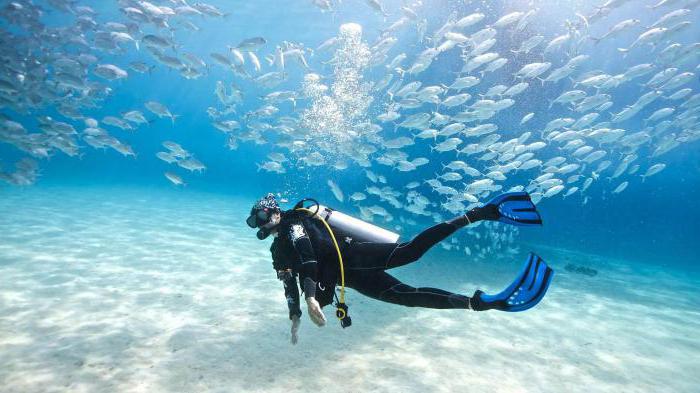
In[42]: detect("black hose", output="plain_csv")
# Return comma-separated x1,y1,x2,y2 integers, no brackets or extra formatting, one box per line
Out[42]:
293,198,320,218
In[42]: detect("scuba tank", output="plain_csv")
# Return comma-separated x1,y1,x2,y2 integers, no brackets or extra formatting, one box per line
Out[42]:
292,198,399,244
314,204,400,244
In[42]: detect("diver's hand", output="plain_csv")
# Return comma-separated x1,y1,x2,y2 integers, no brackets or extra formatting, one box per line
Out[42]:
306,297,326,327
290,315,301,345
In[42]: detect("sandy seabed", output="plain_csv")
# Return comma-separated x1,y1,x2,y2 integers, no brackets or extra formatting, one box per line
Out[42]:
1,186,698,393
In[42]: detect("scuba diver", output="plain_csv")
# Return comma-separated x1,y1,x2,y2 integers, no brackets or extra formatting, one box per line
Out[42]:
246,192,553,344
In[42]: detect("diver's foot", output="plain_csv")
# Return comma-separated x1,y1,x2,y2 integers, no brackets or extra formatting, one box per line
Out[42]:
469,290,506,311
448,206,492,228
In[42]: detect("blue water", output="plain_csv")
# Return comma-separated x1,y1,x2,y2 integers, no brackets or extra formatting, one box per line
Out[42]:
2,0,700,392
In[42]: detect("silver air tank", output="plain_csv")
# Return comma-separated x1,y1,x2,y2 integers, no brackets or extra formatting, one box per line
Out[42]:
315,205,400,244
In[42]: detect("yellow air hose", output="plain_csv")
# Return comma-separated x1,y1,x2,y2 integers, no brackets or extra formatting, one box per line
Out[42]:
295,207,348,320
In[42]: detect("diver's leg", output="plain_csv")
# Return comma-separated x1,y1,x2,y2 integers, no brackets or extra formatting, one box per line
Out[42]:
345,209,489,271
385,209,486,269
346,270,471,309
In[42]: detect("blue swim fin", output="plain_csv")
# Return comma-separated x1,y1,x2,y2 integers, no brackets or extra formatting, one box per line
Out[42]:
471,252,554,312
485,191,542,226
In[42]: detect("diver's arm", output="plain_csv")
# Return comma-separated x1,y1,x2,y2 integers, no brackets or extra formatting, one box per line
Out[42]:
277,269,302,320
288,223,318,299
288,223,326,327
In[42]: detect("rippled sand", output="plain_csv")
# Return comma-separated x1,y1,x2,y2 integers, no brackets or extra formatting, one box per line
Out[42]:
1,186,698,393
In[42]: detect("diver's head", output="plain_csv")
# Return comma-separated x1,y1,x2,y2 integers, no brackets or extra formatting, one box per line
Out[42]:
246,193,282,240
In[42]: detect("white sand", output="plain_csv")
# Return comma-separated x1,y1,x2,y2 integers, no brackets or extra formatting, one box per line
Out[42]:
1,186,698,393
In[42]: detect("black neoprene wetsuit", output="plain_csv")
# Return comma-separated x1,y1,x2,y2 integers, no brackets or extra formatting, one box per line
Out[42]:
270,210,484,319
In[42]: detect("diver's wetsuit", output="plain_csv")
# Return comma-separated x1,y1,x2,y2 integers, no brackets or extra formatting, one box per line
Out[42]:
270,210,483,319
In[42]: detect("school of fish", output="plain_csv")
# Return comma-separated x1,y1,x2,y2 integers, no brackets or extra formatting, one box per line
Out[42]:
0,0,698,255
